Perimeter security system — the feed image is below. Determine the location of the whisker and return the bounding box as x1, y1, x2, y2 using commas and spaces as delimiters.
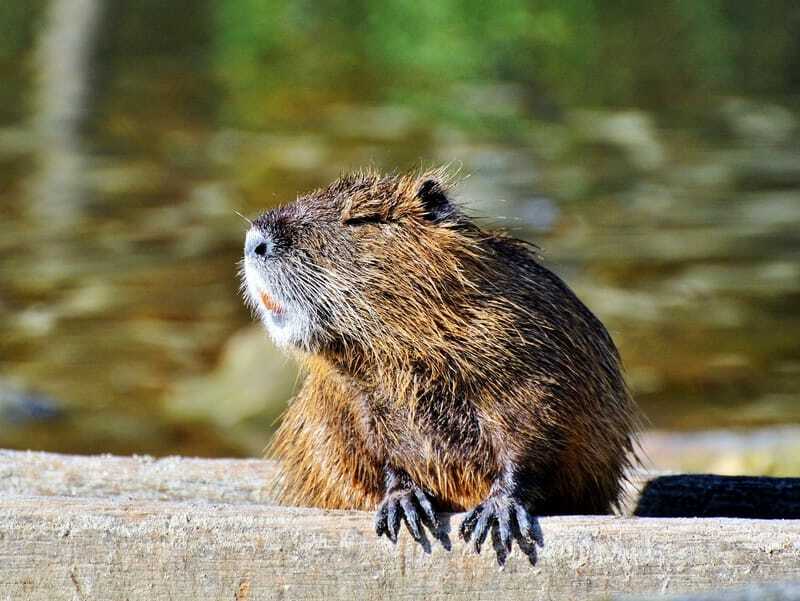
233, 209, 253, 226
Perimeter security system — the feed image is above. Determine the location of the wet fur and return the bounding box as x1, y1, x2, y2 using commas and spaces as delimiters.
245, 169, 641, 516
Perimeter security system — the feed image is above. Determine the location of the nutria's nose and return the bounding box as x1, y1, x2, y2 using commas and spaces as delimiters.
245, 228, 274, 259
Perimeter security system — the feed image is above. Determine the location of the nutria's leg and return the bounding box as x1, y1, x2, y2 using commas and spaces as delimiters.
374, 465, 445, 552
459, 465, 544, 566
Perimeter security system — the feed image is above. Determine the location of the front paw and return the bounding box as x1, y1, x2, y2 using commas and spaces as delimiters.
374, 484, 439, 546
459, 494, 543, 566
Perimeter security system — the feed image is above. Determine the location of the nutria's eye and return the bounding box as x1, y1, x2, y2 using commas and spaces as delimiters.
343, 214, 384, 226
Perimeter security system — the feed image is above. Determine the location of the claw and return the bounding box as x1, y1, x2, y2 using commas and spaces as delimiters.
513, 502, 532, 543
497, 504, 513, 554
471, 507, 492, 554
459, 495, 543, 566
374, 504, 387, 537
386, 500, 400, 543
414, 488, 438, 529
459, 503, 482, 542
490, 521, 508, 567
400, 496, 422, 540
374, 483, 441, 550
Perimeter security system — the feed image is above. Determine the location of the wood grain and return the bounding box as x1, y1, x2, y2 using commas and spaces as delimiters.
1, 450, 799, 600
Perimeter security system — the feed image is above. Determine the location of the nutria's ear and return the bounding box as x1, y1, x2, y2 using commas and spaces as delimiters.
415, 178, 453, 222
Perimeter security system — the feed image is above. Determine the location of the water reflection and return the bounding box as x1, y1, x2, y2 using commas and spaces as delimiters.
0, 3, 798, 456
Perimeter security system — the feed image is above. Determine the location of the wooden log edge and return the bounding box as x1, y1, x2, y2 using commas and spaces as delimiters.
1, 450, 799, 600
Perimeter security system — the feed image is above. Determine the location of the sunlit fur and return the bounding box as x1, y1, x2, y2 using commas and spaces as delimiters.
242, 168, 642, 514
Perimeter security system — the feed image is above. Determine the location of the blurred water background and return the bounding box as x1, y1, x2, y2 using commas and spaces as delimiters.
0, 1, 799, 459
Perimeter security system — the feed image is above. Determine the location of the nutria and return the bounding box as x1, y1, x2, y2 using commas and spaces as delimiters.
241, 169, 640, 565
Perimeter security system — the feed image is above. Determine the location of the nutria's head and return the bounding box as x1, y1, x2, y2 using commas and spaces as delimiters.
241, 170, 512, 372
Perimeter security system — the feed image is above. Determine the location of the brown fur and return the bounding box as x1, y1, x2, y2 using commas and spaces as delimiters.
247, 168, 641, 515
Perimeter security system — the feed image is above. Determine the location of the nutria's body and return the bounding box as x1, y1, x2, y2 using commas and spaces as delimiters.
242, 170, 640, 563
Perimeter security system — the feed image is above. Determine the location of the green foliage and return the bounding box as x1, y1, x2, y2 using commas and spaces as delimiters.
3, 0, 799, 127
0, 1, 44, 58
211, 0, 800, 126
0, 0, 46, 123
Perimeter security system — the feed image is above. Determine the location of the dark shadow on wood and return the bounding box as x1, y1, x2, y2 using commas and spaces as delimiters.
634, 474, 800, 518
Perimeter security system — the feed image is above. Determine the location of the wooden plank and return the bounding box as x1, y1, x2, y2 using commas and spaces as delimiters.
622, 583, 800, 601
0, 449, 281, 504
5, 450, 800, 519
1, 494, 799, 601
1, 451, 800, 599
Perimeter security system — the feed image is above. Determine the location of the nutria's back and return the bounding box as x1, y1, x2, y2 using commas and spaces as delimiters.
242, 169, 641, 562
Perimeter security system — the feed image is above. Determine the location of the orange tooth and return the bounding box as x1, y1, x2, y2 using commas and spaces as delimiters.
259, 291, 283, 314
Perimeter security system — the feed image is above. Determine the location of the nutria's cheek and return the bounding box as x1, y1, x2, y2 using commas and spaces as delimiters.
243, 261, 283, 318
243, 261, 311, 349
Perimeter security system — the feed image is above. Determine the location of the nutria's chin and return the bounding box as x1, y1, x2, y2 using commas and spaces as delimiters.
241, 168, 642, 565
